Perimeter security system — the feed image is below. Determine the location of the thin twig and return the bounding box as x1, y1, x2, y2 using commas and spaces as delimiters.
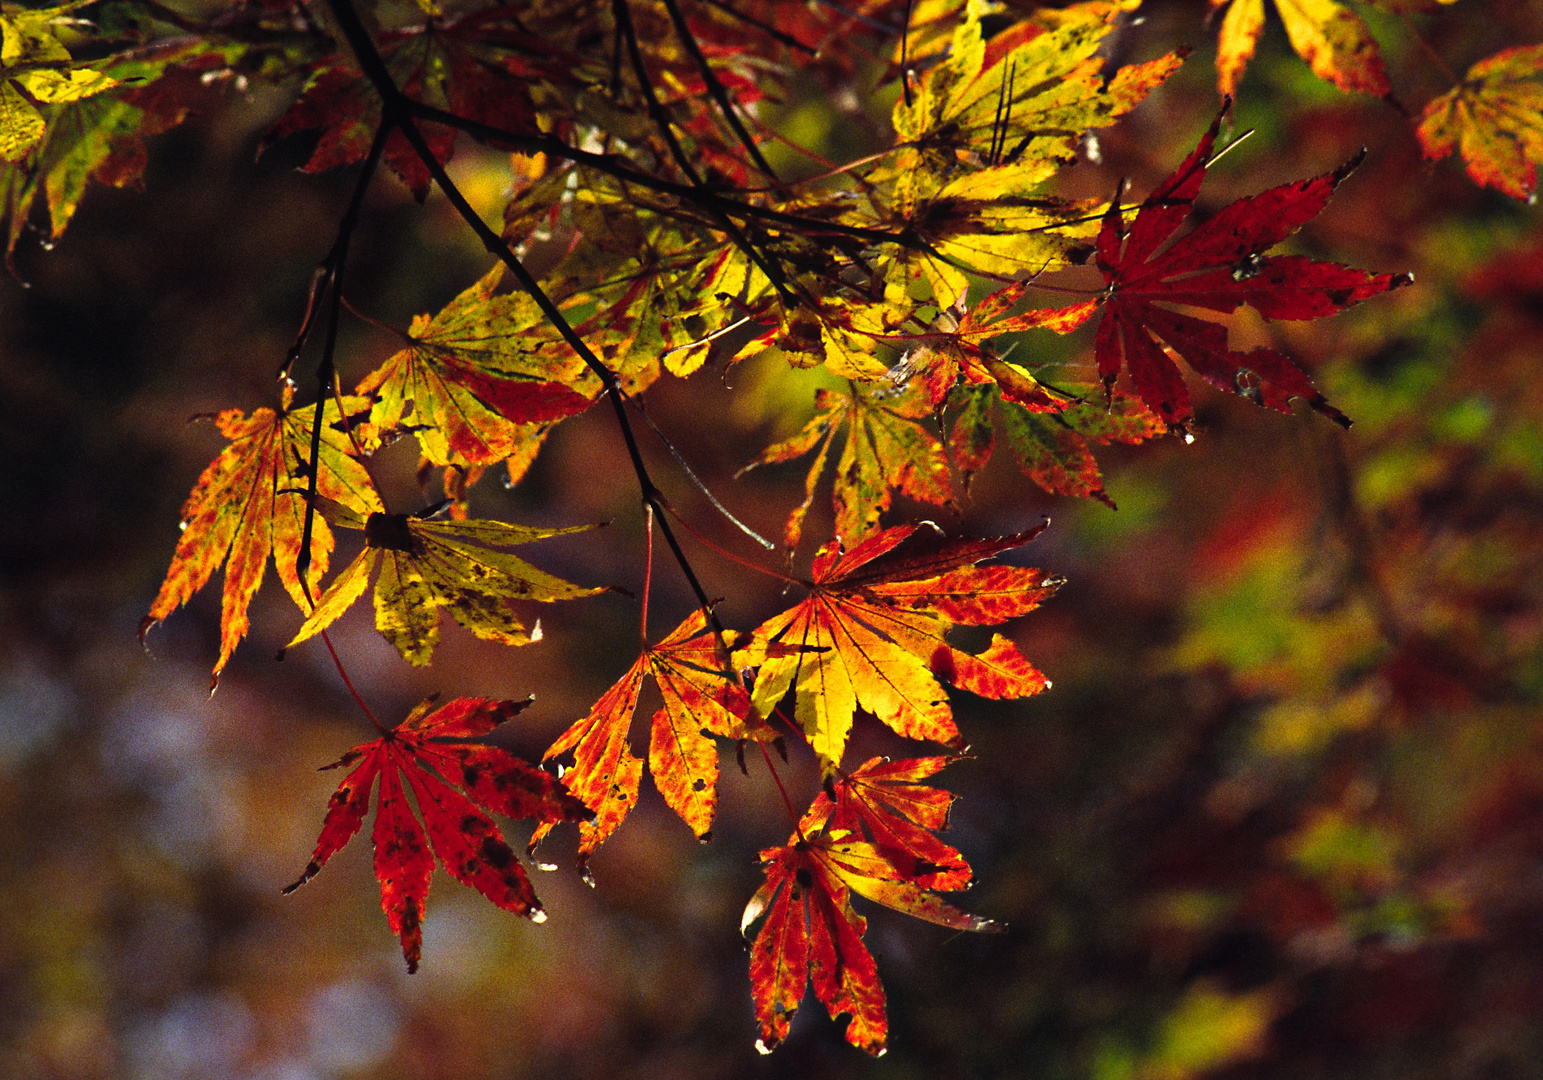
294, 120, 390, 590
611, 0, 796, 302
697, 0, 815, 55
657, 0, 778, 178
628, 394, 777, 549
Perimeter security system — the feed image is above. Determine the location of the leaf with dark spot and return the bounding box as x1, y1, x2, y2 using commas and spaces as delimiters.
285, 697, 589, 972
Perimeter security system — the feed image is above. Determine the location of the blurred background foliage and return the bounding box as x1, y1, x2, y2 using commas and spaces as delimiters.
3, 0, 1543, 1077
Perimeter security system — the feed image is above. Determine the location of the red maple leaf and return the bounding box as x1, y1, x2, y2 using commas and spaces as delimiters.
1042, 103, 1411, 431
284, 697, 590, 972
743, 826, 998, 1055
799, 755, 972, 891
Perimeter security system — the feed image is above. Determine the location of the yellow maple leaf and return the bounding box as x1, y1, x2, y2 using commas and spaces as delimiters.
1212, 0, 1390, 97
287, 509, 601, 666
1419, 43, 1543, 201
0, 4, 118, 162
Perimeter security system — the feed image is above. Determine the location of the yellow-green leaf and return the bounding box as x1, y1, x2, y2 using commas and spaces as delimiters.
288, 513, 602, 666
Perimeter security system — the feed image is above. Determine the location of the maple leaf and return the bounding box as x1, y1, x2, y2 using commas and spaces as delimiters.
744, 382, 951, 555
358, 266, 599, 468
0, 4, 119, 162
878, 1, 1185, 300
1210, 0, 1390, 98
1418, 44, 1543, 202
738, 524, 1057, 771
531, 611, 765, 867
893, 282, 1092, 409
287, 507, 603, 666
0, 41, 218, 261
799, 755, 973, 891
142, 383, 381, 687
743, 827, 998, 1055
948, 383, 1166, 506
1035, 106, 1411, 431
264, 14, 545, 197
284, 696, 591, 972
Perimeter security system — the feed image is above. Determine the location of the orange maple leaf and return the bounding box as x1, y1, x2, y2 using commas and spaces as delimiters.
284, 697, 590, 973
531, 611, 766, 868
141, 382, 380, 687
738, 524, 1057, 772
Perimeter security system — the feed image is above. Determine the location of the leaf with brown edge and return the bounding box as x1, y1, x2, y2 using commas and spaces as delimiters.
1418, 44, 1543, 202
531, 611, 763, 869
141, 382, 380, 688
283, 697, 590, 973
358, 266, 599, 468
1032, 105, 1410, 431
799, 755, 972, 891
743, 382, 951, 556
286, 510, 602, 667
737, 524, 1057, 771
1211, 0, 1390, 98
743, 828, 999, 1055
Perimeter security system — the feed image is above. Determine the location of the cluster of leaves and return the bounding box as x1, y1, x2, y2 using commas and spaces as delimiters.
12, 0, 1534, 1058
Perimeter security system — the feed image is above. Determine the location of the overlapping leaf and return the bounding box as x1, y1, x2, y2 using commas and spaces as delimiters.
949, 383, 1165, 506
284, 697, 591, 972
1418, 44, 1543, 201
742, 825, 997, 1055
142, 383, 380, 686
531, 611, 765, 867
358, 266, 599, 467
745, 382, 951, 555
288, 508, 601, 666
893, 284, 1090, 409
1210, 0, 1390, 97
877, 0, 1185, 300
799, 755, 973, 890
0, 4, 118, 162
265, 14, 547, 197
1033, 107, 1411, 430
738, 524, 1056, 771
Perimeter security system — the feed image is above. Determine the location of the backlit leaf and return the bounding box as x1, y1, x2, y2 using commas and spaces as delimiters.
283, 697, 591, 972
1418, 44, 1543, 201
739, 524, 1057, 771
142, 384, 381, 687
1031, 106, 1411, 430
287, 510, 602, 666
744, 827, 998, 1055
1211, 0, 1391, 97
746, 382, 951, 554
358, 266, 599, 467
532, 611, 760, 867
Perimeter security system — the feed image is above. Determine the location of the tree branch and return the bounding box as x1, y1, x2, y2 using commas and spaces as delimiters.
320, 0, 733, 648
